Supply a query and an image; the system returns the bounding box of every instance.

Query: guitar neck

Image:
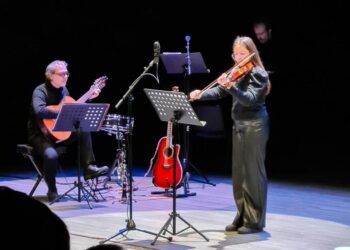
[76,89,94,103]
[165,86,179,147]
[166,121,173,148]
[75,76,107,103]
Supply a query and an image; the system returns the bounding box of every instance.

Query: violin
[190,53,255,100]
[229,61,254,81]
[224,61,254,88]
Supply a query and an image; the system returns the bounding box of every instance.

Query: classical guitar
[41,76,108,142]
[149,86,183,189]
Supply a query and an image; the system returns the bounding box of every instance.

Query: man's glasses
[54,72,70,77]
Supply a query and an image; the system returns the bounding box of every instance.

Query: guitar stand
[151,171,196,198]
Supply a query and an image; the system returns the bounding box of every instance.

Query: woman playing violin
[190,36,270,234]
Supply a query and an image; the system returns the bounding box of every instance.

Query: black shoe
[225,224,238,232]
[47,191,58,202]
[237,226,262,234]
[84,165,109,180]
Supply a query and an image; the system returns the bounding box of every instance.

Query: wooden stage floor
[1,169,350,250]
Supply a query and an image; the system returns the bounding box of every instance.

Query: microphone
[153,41,160,82]
[153,41,160,66]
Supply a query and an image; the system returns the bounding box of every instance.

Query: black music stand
[160,52,208,74]
[160,52,216,188]
[144,88,209,245]
[50,103,109,208]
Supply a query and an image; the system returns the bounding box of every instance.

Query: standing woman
[190,36,270,234]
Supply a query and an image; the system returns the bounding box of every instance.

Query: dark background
[2,1,349,183]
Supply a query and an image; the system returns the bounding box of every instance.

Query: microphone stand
[100,55,170,244]
[183,36,216,187]
[114,61,158,110]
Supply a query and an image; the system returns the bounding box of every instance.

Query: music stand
[160,52,209,74]
[144,88,209,245]
[50,103,109,208]
[160,52,216,188]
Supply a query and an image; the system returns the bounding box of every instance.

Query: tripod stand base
[99,219,172,245]
[189,177,216,186]
[188,162,216,186]
[151,212,209,245]
[50,180,97,209]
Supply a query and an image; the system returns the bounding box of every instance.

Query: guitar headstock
[91,76,108,91]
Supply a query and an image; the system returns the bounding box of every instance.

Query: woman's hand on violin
[218,73,232,88]
[189,90,202,100]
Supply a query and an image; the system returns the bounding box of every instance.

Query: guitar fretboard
[166,121,173,148]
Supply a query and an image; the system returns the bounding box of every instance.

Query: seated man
[27,60,109,202]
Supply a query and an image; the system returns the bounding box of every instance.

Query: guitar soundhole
[164,147,173,158]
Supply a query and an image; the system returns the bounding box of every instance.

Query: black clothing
[200,66,269,230]
[201,67,269,120]
[27,81,96,193]
[256,39,276,75]
[28,82,69,139]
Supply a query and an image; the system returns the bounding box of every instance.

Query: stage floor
[1,169,350,250]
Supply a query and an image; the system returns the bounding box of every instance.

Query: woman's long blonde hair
[233,36,271,95]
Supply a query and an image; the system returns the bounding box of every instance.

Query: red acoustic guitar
[149,86,183,189]
[41,76,107,142]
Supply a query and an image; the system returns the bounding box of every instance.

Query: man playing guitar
[27,60,108,202]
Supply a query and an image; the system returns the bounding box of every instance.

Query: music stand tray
[52,103,110,133]
[160,52,209,74]
[144,88,208,245]
[51,103,110,207]
[144,88,205,127]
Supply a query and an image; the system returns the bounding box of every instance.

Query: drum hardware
[101,114,134,203]
[100,113,134,138]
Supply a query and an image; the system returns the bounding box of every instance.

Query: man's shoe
[225,224,238,232]
[84,165,109,180]
[47,191,58,202]
[237,226,262,234]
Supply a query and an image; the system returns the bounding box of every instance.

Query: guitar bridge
[162,164,172,169]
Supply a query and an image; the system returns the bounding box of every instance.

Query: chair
[16,144,67,197]
[17,143,107,205]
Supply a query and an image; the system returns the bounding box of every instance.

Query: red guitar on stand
[149,86,183,189]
